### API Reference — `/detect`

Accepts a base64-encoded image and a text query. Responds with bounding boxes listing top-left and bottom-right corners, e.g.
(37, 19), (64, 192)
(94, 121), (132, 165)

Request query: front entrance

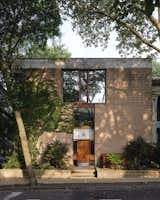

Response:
(73, 104), (95, 166)
(77, 140), (90, 166)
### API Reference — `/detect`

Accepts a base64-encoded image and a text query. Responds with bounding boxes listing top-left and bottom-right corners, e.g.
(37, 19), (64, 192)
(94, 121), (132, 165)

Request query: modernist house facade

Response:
(20, 58), (153, 167)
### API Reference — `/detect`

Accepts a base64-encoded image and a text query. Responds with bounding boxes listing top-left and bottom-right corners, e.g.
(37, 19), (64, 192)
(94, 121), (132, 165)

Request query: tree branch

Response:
(130, 5), (160, 33)
(91, 8), (160, 53)
(0, 107), (14, 120)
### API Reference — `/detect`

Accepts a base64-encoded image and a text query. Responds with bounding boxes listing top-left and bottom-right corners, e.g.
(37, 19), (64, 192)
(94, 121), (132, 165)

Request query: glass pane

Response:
(63, 70), (106, 103)
(74, 108), (94, 128)
(73, 141), (77, 154)
(79, 71), (88, 103)
(88, 70), (105, 103)
(63, 70), (79, 102)
(157, 128), (160, 143)
(90, 141), (94, 154)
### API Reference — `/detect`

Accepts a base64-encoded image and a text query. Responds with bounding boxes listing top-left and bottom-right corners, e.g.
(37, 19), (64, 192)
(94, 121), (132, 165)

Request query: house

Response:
(20, 58), (153, 167)
(152, 77), (160, 143)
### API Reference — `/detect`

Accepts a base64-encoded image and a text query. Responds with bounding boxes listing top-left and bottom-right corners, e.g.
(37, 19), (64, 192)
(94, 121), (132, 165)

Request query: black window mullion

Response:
(86, 71), (89, 103)
(78, 71), (81, 102)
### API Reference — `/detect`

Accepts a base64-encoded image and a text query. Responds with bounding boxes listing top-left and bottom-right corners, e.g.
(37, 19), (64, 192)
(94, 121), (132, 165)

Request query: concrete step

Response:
(71, 166), (94, 171)
(71, 174), (95, 178)
(71, 167), (96, 178)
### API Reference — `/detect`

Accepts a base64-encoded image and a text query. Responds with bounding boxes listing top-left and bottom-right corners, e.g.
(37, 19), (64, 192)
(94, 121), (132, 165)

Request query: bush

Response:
(2, 151), (21, 169)
(123, 137), (154, 170)
(150, 143), (160, 169)
(43, 140), (68, 169)
(107, 153), (123, 169)
(102, 153), (124, 169)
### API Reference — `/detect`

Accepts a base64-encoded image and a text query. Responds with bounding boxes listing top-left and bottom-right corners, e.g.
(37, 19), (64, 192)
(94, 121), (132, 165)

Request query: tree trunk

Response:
(15, 111), (37, 185)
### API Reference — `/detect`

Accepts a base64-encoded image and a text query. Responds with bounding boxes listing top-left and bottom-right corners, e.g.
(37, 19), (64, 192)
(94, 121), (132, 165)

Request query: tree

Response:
(0, 0), (61, 184)
(25, 44), (71, 59)
(0, 0), (62, 119)
(0, 0), (61, 65)
(59, 0), (160, 56)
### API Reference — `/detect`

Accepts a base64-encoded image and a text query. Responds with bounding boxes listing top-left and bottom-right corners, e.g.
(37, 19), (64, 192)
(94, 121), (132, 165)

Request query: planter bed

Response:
(97, 168), (160, 179)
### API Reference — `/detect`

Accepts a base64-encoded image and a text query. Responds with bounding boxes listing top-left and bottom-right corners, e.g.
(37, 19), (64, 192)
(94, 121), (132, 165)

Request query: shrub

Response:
(150, 143), (160, 169)
(107, 153), (123, 169)
(102, 153), (124, 169)
(123, 137), (154, 170)
(2, 151), (21, 169)
(43, 140), (68, 169)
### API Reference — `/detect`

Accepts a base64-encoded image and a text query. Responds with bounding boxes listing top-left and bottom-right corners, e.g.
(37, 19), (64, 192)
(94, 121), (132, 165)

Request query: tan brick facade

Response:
(95, 68), (152, 165)
(21, 58), (152, 167)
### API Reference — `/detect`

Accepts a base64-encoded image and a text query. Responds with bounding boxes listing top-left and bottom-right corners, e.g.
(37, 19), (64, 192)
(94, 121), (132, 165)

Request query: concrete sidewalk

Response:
(1, 177), (160, 187)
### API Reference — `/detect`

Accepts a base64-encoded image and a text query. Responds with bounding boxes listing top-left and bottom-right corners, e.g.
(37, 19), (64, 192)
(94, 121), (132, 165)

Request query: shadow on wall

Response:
(95, 68), (152, 166)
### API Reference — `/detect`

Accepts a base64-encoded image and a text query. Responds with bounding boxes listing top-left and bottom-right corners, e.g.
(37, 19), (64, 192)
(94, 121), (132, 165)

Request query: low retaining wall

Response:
(97, 168), (160, 179)
(1, 168), (160, 185)
(0, 169), (29, 185)
(0, 169), (71, 185)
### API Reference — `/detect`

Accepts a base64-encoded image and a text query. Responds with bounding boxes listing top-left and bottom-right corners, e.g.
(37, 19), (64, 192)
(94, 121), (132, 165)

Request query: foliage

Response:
(150, 143), (160, 169)
(59, 0), (160, 56)
(56, 104), (74, 133)
(43, 140), (68, 169)
(17, 74), (64, 166)
(0, 119), (25, 169)
(0, 72), (64, 168)
(0, 0), (61, 65)
(0, 0), (62, 170)
(18, 77), (62, 135)
(107, 153), (123, 169)
(2, 151), (21, 169)
(152, 60), (160, 77)
(123, 137), (154, 170)
(25, 44), (71, 59)
(102, 137), (160, 170)
(34, 162), (53, 169)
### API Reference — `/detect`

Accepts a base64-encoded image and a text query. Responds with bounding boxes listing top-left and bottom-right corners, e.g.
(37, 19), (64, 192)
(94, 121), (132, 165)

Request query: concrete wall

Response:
(95, 68), (152, 165)
(36, 132), (73, 167)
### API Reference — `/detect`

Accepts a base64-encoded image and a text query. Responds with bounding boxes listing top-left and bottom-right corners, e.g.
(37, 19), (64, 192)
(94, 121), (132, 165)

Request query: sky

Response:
(48, 19), (160, 60)
(60, 20), (121, 58)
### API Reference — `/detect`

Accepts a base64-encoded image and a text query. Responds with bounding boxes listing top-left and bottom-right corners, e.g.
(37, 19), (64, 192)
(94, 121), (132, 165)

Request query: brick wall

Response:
(95, 68), (152, 165)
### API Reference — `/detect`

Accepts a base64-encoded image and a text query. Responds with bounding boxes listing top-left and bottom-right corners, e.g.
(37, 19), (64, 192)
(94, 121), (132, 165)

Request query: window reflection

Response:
(63, 70), (106, 103)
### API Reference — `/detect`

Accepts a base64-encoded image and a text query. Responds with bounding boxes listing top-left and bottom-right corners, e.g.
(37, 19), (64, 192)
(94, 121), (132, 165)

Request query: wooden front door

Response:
(77, 140), (90, 164)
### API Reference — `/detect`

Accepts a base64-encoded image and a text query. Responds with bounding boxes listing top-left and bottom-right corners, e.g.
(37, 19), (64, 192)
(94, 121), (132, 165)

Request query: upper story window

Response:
(63, 70), (106, 103)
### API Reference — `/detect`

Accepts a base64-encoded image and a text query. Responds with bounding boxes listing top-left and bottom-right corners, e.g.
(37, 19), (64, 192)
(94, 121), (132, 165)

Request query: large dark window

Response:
(63, 70), (106, 103)
(74, 107), (94, 128)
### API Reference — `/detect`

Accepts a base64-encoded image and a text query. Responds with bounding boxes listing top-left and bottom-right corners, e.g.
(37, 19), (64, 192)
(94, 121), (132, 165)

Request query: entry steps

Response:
(71, 167), (96, 178)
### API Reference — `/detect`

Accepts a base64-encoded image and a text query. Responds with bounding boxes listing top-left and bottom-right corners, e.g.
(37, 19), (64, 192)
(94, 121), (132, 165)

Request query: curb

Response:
(1, 178), (160, 188)
(1, 180), (160, 191)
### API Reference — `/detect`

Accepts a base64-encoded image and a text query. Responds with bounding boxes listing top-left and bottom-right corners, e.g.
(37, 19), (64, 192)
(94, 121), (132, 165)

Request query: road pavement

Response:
(1, 183), (160, 200)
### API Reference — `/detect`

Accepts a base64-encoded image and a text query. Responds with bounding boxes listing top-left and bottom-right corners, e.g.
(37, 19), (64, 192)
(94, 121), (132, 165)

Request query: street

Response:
(1, 183), (160, 200)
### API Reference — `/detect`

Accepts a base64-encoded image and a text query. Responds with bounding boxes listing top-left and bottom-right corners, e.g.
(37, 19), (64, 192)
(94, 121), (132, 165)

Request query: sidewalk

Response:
(1, 177), (160, 187)
(1, 178), (160, 192)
